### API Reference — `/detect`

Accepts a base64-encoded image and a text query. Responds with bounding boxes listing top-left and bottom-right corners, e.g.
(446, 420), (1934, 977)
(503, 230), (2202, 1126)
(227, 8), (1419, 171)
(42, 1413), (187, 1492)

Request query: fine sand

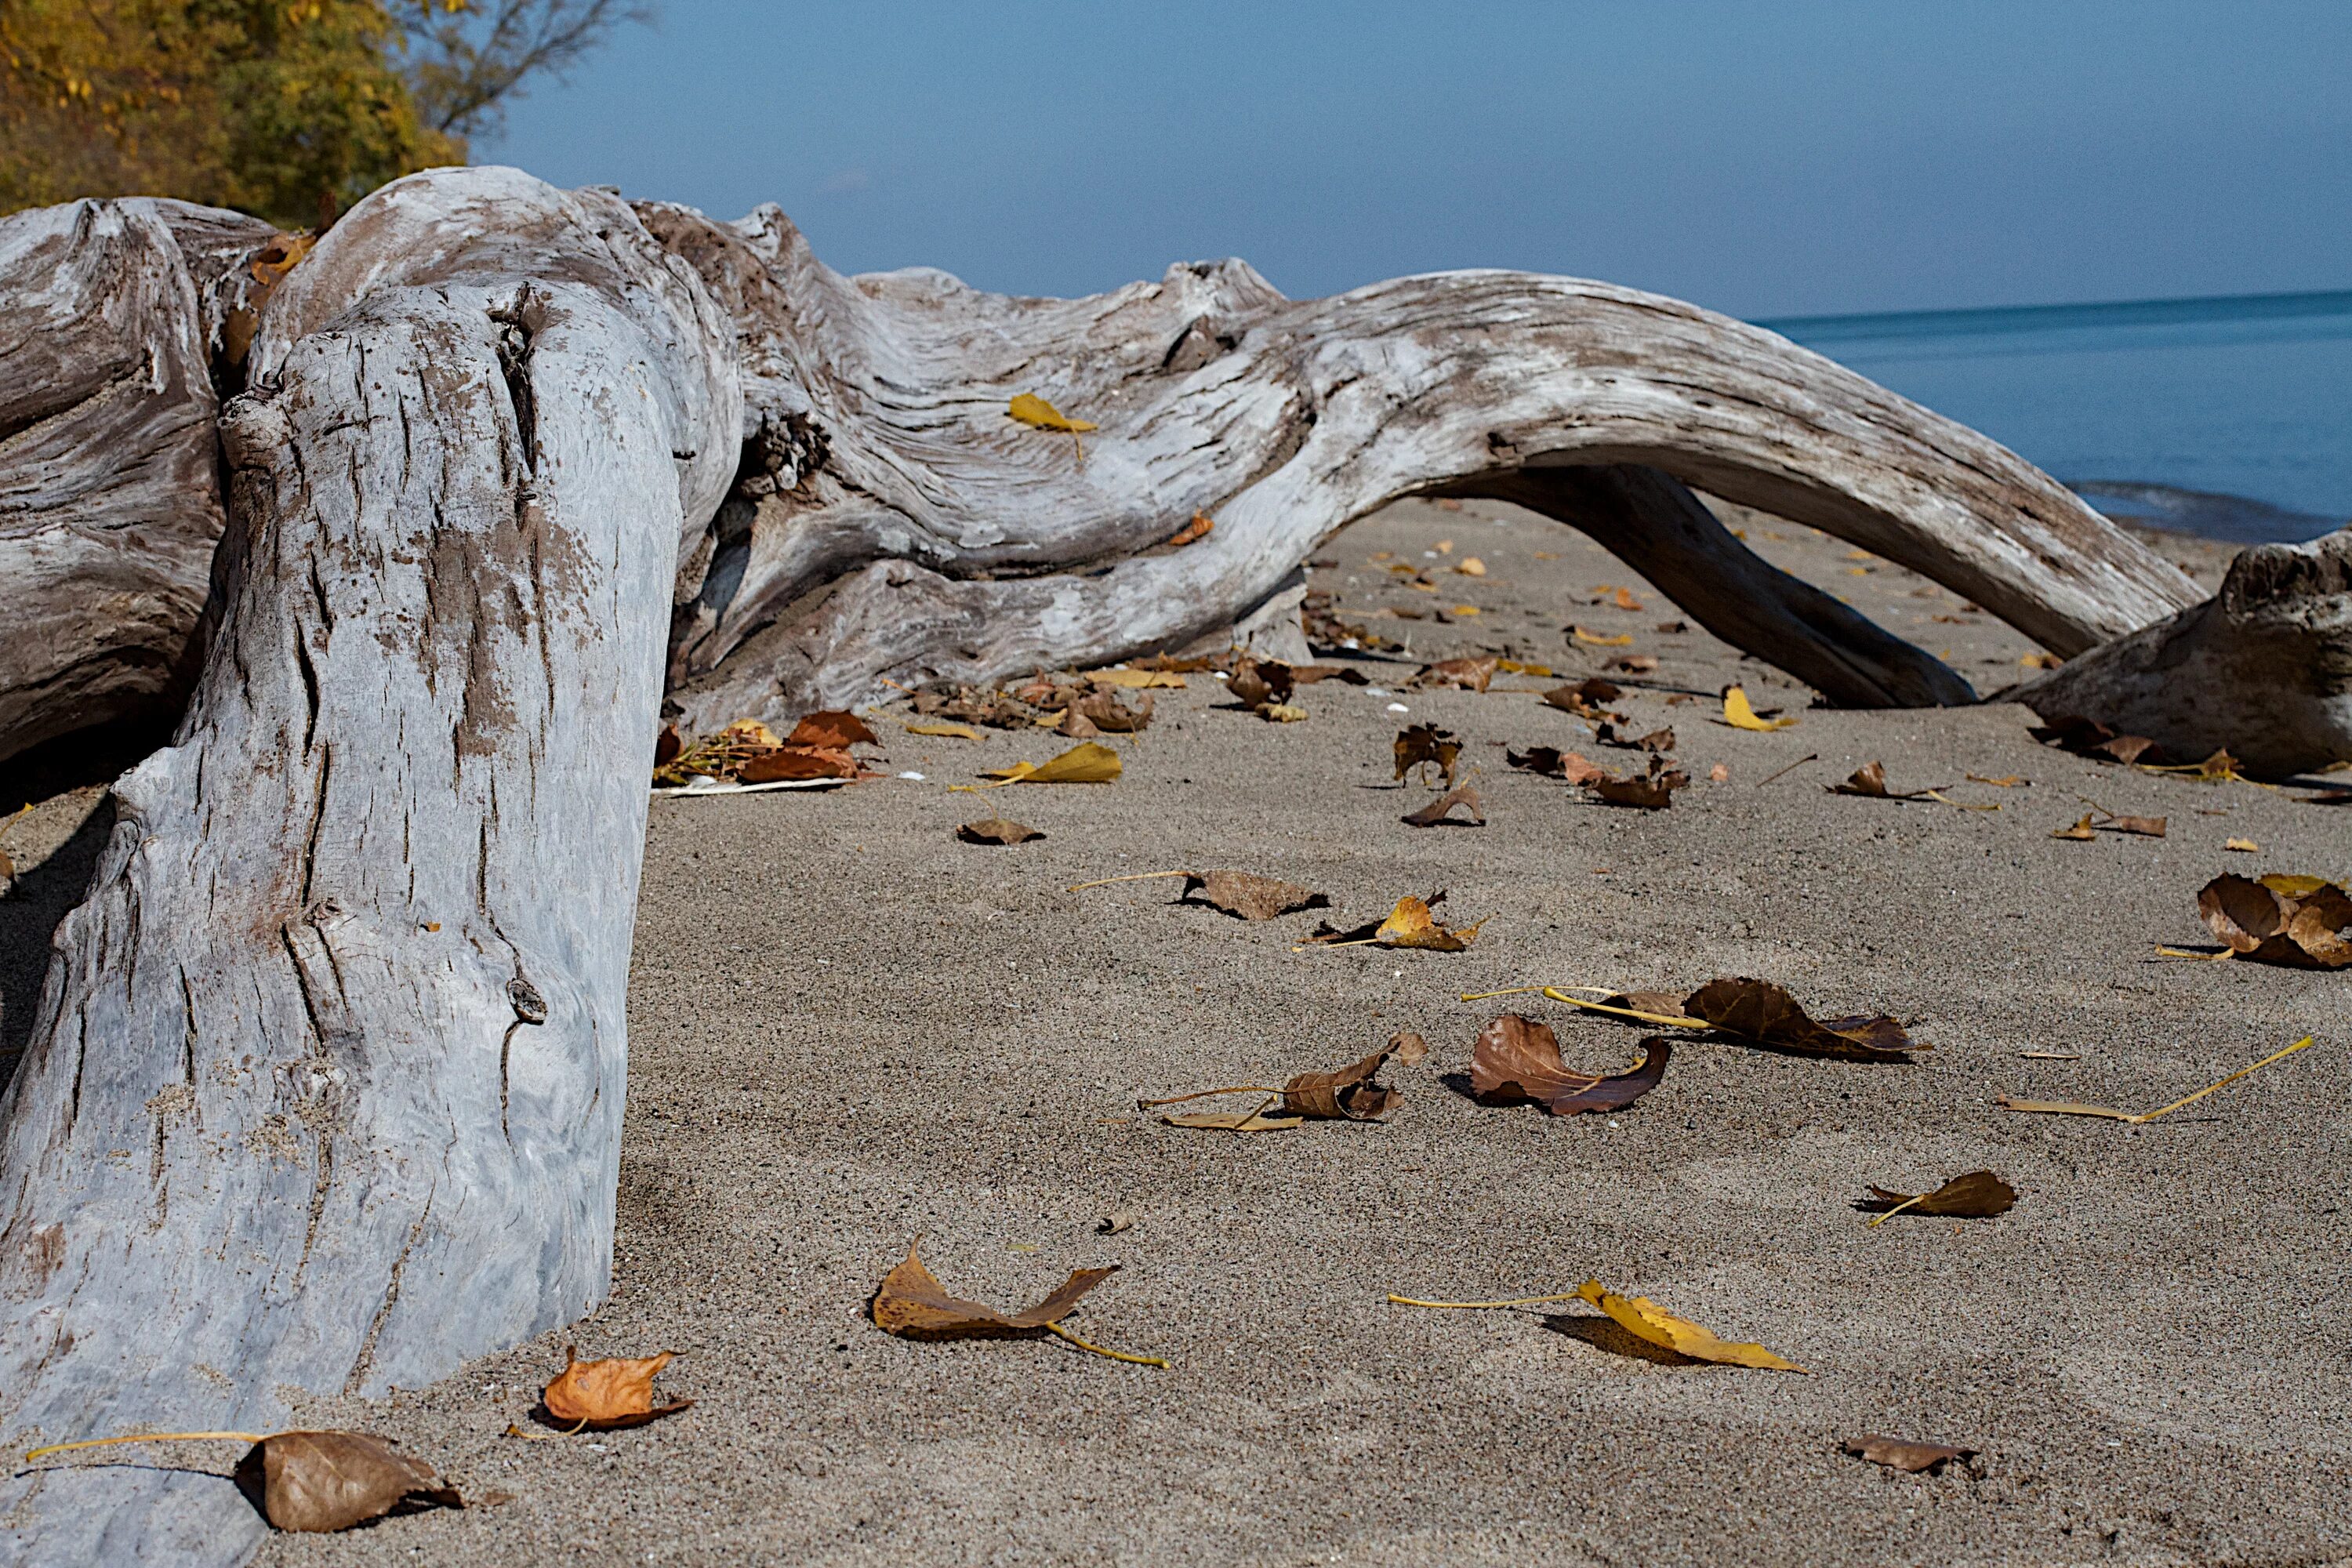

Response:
(5, 499), (2347, 1566)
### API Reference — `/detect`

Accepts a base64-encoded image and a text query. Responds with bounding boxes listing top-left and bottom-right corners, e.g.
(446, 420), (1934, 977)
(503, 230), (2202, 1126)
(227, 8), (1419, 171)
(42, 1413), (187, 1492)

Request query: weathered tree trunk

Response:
(2013, 524), (2352, 777)
(0, 198), (272, 761)
(0, 168), (735, 1563)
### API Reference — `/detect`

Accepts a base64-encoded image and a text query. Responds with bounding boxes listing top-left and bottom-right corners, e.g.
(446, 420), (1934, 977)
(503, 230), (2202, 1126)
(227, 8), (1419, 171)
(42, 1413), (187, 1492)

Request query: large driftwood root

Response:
(641, 203), (2195, 730)
(0, 169), (735, 1565)
(2013, 525), (2352, 778)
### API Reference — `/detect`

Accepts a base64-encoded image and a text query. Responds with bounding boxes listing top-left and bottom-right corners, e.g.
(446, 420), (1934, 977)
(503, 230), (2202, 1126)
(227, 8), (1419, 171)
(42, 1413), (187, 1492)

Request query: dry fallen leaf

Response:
(1185, 869), (1329, 920)
(1258, 702), (1308, 723)
(1468, 1015), (1670, 1116)
(871, 1239), (1116, 1339)
(1374, 895), (1485, 950)
(1396, 723), (1462, 785)
(1575, 1280), (1806, 1372)
(1683, 977), (1923, 1062)
(1610, 654), (1661, 673)
(2102, 813), (2167, 838)
(1541, 677), (1624, 720)
(2031, 716), (2164, 765)
(1089, 667), (1185, 689)
(2051, 813), (2099, 840)
(1007, 393), (1096, 434)
(1708, 763), (1730, 782)
(1595, 723), (1675, 753)
(239, 1432), (460, 1533)
(1720, 686), (1798, 731)
(1165, 511), (1214, 547)
(2224, 837), (2259, 852)
(958, 818), (1044, 845)
(543, 1347), (692, 1430)
(2198, 873), (2352, 967)
(979, 742), (1123, 786)
(1571, 626), (1635, 647)
(788, 710), (878, 749)
(739, 746), (862, 782)
(1280, 1032), (1430, 1120)
(1966, 773), (2026, 787)
(1454, 557), (1486, 576)
(1508, 746), (1607, 784)
(1610, 586), (1642, 611)
(1414, 656), (1498, 692)
(1227, 657), (1294, 709)
(1842, 1435), (1976, 1474)
(1402, 784), (1484, 827)
(908, 720), (983, 741)
(1862, 1171), (2017, 1225)
(1588, 758), (1690, 810)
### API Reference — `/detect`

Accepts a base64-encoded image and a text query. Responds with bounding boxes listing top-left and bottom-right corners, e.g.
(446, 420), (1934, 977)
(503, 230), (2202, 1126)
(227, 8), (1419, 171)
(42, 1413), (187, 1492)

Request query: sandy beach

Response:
(5, 498), (2344, 1566)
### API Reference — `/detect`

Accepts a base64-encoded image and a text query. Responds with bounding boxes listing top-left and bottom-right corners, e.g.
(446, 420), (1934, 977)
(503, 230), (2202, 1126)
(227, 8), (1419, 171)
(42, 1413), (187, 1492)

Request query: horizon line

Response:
(1755, 285), (2352, 339)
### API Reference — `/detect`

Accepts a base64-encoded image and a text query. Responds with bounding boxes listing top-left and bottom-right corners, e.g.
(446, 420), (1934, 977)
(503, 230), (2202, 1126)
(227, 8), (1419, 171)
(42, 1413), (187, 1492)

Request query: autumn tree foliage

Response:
(0, 0), (640, 227)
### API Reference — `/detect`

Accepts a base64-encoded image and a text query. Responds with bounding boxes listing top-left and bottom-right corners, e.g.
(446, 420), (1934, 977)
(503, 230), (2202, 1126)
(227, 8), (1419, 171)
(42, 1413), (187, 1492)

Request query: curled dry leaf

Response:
(653, 722), (681, 768)
(1454, 557), (1486, 576)
(1088, 667), (1185, 689)
(2051, 814), (2099, 840)
(1720, 686), (1798, 731)
(1575, 1280), (1806, 1372)
(980, 742), (1122, 785)
(1227, 657), (1294, 709)
(1068, 689), (1154, 733)
(1683, 977), (1923, 1062)
(1413, 656), (1498, 692)
(1708, 763), (1730, 782)
(1610, 654), (1661, 673)
(1570, 626), (1634, 647)
(543, 1346), (692, 1429)
(1610, 586), (1642, 611)
(2102, 813), (2167, 838)
(1007, 393), (1096, 433)
(739, 746), (862, 782)
(1402, 784), (1485, 827)
(870, 1239), (1115, 1340)
(1166, 511), (1214, 547)
(1843, 1435), (1976, 1474)
(1373, 895), (1486, 950)
(2031, 715), (2163, 765)
(2224, 837), (2259, 852)
(2198, 873), (2352, 967)
(1596, 723), (1675, 753)
(1508, 746), (1606, 784)
(907, 720), (982, 740)
(237, 1431), (461, 1534)
(913, 685), (1032, 728)
(1184, 869), (1329, 920)
(1863, 1171), (2017, 1221)
(1589, 757), (1690, 810)
(788, 710), (879, 749)
(1469, 1016), (1670, 1116)
(1258, 702), (1308, 723)
(1281, 1032), (1432, 1120)
(958, 818), (1044, 845)
(1396, 723), (1461, 785)
(1541, 677), (1624, 721)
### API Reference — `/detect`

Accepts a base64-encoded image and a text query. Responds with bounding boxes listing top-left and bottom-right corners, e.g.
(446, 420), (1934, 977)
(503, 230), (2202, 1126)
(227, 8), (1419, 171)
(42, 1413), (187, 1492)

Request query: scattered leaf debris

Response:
(2198, 873), (2352, 967)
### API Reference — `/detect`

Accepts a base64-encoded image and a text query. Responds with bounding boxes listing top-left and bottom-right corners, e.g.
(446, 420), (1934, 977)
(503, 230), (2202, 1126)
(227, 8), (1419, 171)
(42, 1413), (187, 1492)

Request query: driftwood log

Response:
(0, 169), (734, 1562)
(0, 163), (2336, 1563)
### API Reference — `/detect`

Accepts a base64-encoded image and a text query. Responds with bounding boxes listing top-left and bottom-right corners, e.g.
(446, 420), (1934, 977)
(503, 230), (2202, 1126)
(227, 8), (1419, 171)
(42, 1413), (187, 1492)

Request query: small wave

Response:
(2065, 481), (2345, 546)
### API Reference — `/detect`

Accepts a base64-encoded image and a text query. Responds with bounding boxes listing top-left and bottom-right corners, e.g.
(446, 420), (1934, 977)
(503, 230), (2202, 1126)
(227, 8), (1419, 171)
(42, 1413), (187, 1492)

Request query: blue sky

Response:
(484, 2), (2352, 318)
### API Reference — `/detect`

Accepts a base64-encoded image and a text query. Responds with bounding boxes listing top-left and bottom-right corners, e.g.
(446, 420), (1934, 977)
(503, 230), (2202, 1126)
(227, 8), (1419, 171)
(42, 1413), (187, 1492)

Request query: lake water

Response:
(1757, 291), (2352, 544)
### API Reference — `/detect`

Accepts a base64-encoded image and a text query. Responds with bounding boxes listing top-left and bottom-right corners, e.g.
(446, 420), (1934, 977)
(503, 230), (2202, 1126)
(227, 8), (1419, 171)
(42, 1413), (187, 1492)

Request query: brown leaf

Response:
(1413, 656), (1497, 692)
(1864, 1170), (2017, 1218)
(1401, 784), (1484, 827)
(1597, 723), (1675, 753)
(2198, 873), (2352, 968)
(1610, 654), (1661, 673)
(1395, 723), (1461, 784)
(1056, 707), (1101, 738)
(235, 1431), (460, 1534)
(1290, 664), (1371, 685)
(739, 746), (862, 782)
(1610, 586), (1642, 611)
(788, 710), (878, 749)
(1708, 763), (1730, 782)
(2031, 716), (2165, 765)
(1506, 746), (1605, 785)
(1166, 511), (1214, 547)
(1683, 978), (1923, 1062)
(1541, 678), (1623, 720)
(913, 686), (1031, 728)
(1590, 760), (1689, 809)
(1183, 869), (1329, 920)
(1603, 989), (1689, 1018)
(1228, 658), (1295, 709)
(2100, 813), (2166, 837)
(1833, 760), (1893, 797)
(1281, 1032), (1430, 1120)
(543, 1346), (692, 1430)
(653, 722), (681, 768)
(2051, 813), (2099, 840)
(981, 742), (1123, 784)
(1842, 1435), (1976, 1474)
(907, 720), (984, 740)
(870, 1240), (1116, 1339)
(1469, 1016), (1671, 1116)
(957, 818), (1044, 845)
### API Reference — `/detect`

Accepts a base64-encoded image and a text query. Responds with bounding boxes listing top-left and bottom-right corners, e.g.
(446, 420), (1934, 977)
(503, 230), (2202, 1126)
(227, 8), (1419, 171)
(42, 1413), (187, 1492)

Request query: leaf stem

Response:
(503, 1417), (590, 1441)
(1068, 870), (1195, 891)
(25, 1431), (264, 1462)
(1458, 985), (1551, 1002)
(1866, 1194), (1926, 1229)
(1539, 987), (1708, 1029)
(1755, 753), (1819, 786)
(1135, 1084), (1285, 1108)
(1387, 1292), (1585, 1310)
(1044, 1321), (1166, 1367)
(2129, 1035), (2315, 1122)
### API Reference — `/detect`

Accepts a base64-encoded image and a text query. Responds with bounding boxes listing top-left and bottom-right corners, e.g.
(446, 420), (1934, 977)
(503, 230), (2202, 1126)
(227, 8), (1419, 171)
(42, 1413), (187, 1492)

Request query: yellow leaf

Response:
(1497, 659), (1555, 677)
(1571, 626), (1634, 647)
(1454, 557), (1486, 576)
(1576, 1280), (1806, 1372)
(1007, 393), (1097, 433)
(1450, 604), (1480, 616)
(2019, 652), (2063, 670)
(2224, 837), (2259, 852)
(905, 720), (982, 740)
(1374, 896), (1485, 951)
(981, 742), (1122, 786)
(1088, 668), (1185, 688)
(1720, 687), (1798, 731)
(1258, 702), (1308, 723)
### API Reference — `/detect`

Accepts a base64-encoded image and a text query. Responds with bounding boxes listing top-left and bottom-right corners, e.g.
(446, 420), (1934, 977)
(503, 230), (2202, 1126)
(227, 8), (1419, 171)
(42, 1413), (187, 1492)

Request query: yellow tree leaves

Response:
(1575, 1280), (1806, 1372)
(977, 742), (1123, 786)
(1720, 686), (1798, 731)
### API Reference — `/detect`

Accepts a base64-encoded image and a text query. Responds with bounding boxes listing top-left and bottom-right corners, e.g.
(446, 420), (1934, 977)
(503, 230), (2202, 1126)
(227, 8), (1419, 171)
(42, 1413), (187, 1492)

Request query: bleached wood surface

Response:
(0, 169), (733, 1564)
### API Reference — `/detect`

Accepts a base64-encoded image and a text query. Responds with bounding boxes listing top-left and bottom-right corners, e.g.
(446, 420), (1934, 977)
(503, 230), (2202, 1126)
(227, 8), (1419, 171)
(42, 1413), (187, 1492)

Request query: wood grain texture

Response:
(0, 199), (270, 763)
(2013, 524), (2352, 777)
(0, 169), (733, 1565)
(639, 204), (2196, 731)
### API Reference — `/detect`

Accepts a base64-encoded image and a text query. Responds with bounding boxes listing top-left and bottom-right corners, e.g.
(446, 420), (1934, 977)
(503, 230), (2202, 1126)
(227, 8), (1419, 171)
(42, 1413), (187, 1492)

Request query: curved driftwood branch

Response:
(0, 168), (735, 1563)
(2013, 525), (2352, 778)
(643, 203), (2196, 731)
